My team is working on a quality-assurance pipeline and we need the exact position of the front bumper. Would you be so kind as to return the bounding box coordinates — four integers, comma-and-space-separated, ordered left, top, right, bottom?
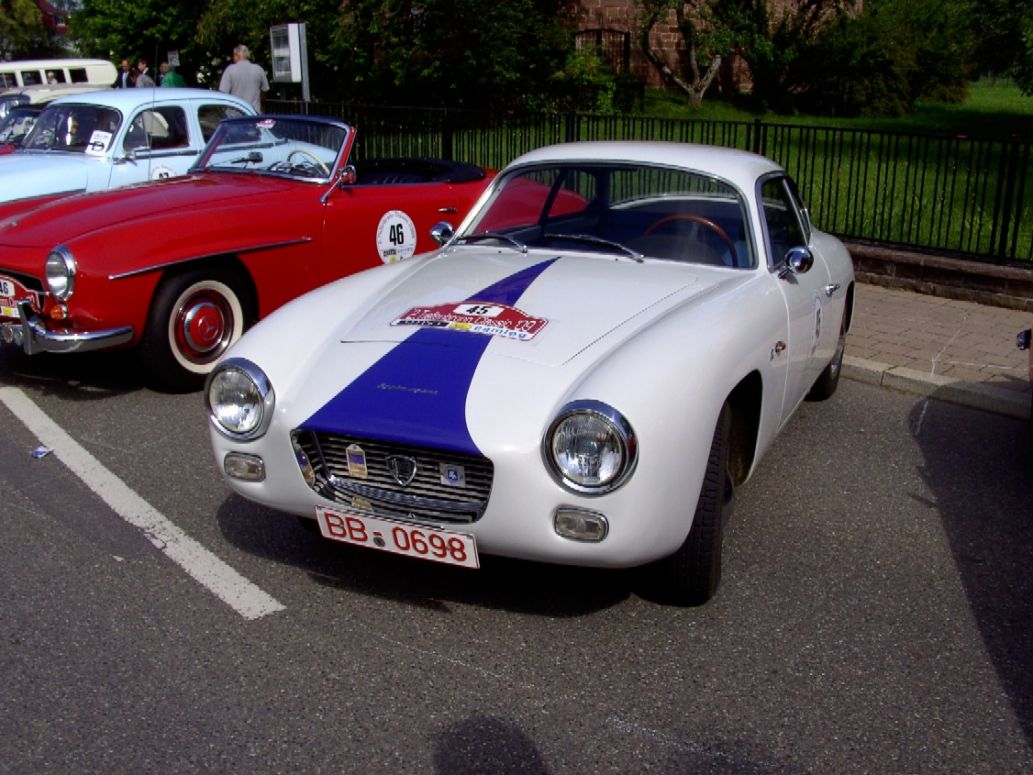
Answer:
0, 299, 133, 355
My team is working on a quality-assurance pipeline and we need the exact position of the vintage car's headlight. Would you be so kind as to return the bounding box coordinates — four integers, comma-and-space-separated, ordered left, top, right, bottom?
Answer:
544, 400, 637, 494
45, 246, 77, 301
205, 358, 275, 440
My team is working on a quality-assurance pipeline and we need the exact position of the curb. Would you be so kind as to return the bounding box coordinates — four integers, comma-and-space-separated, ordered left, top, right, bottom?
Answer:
843, 356, 1031, 420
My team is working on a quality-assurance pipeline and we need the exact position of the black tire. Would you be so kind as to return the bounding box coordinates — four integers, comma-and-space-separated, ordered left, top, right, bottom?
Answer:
808, 312, 847, 401
645, 402, 733, 605
139, 268, 249, 391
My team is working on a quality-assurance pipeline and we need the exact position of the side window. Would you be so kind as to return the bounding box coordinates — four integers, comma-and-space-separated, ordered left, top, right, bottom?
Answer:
198, 105, 248, 142
19, 70, 42, 86
760, 177, 806, 267
68, 68, 89, 84
124, 107, 190, 152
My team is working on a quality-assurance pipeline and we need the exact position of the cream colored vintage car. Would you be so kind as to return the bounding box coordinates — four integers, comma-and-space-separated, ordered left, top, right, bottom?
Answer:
205, 141, 856, 605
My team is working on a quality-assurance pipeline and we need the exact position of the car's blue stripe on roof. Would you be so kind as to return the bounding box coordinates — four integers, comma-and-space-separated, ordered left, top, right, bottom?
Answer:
298, 258, 558, 455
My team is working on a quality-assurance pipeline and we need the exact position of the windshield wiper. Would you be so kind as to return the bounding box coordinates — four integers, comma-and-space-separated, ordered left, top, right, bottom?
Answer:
228, 151, 263, 165
456, 231, 528, 253
543, 232, 644, 262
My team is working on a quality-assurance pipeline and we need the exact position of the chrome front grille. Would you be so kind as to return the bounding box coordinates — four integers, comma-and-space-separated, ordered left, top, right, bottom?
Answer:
292, 430, 494, 524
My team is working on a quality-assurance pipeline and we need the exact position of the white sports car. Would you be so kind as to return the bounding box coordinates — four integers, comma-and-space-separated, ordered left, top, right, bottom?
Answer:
206, 141, 855, 604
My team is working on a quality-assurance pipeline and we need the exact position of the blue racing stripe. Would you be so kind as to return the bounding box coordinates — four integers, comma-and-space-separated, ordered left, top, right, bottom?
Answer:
299, 258, 558, 455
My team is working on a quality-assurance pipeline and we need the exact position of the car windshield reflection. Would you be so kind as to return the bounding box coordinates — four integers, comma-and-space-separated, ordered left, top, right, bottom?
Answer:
197, 116, 348, 182
461, 162, 754, 268
20, 104, 122, 154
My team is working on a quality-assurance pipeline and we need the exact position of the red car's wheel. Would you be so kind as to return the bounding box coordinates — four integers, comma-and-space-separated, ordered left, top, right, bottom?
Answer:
141, 269, 249, 391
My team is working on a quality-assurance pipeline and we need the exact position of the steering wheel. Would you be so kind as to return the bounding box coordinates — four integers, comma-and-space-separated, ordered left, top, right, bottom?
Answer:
287, 149, 331, 177
644, 214, 739, 265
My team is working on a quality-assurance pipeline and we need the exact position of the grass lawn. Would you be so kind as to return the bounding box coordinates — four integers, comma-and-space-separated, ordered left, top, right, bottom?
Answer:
641, 80, 1033, 139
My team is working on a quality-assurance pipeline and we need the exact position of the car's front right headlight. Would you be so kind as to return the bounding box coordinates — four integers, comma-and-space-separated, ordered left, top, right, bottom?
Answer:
205, 358, 275, 440
544, 400, 637, 495
45, 246, 76, 301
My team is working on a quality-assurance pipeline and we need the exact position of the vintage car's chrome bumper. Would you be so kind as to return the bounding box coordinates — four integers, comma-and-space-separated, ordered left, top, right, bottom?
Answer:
0, 299, 133, 355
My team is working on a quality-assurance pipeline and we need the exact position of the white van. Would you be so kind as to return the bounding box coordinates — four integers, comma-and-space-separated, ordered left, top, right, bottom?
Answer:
0, 58, 118, 90
0, 59, 117, 119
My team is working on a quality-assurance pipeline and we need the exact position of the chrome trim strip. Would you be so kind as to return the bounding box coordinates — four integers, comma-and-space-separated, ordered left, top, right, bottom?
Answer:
15, 300, 133, 355
107, 237, 314, 280
326, 475, 483, 515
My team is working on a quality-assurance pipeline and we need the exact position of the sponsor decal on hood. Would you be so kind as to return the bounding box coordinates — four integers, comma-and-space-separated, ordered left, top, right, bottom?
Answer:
299, 258, 559, 455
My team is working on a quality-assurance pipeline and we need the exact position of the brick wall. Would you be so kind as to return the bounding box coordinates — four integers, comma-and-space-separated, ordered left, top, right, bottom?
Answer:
577, 0, 685, 88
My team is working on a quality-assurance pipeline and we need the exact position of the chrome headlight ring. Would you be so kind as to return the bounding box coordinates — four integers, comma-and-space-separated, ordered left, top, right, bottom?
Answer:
205, 357, 275, 441
543, 399, 637, 495
45, 245, 77, 301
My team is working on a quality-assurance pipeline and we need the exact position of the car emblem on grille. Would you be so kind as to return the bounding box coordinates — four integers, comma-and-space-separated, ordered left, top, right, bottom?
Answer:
386, 455, 418, 487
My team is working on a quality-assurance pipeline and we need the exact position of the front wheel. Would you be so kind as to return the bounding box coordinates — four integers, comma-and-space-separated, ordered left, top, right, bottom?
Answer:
140, 269, 249, 391
808, 312, 847, 401
644, 402, 733, 605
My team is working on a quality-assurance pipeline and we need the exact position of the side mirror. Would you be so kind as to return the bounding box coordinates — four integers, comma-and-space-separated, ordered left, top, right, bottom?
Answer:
114, 149, 136, 165
780, 246, 813, 278
338, 165, 357, 186
430, 221, 455, 246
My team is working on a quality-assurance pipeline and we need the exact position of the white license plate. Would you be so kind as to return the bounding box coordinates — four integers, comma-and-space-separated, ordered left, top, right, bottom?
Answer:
315, 506, 479, 569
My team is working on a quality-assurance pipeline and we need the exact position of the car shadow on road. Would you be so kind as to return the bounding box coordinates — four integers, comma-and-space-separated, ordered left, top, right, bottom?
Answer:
214, 494, 636, 617
0, 347, 146, 397
909, 391, 1033, 745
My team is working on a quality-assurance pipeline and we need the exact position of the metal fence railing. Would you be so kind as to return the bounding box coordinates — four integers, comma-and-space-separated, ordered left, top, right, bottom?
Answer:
268, 100, 1033, 265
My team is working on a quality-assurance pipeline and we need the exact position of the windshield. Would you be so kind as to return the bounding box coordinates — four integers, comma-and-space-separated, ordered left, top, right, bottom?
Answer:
21, 104, 121, 153
461, 162, 754, 268
0, 107, 40, 146
195, 116, 349, 182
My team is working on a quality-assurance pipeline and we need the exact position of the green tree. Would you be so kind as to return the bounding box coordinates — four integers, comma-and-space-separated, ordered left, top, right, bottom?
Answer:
331, 0, 582, 110
793, 0, 973, 116
636, 0, 732, 107
70, 0, 210, 86
1, 0, 64, 58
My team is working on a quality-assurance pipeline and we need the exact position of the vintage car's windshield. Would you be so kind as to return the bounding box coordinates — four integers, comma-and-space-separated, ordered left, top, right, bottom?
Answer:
0, 107, 40, 146
459, 162, 754, 268
195, 116, 348, 182
20, 104, 121, 153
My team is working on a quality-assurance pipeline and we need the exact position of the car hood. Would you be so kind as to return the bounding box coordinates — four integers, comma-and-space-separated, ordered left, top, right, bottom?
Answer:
321, 248, 745, 368
0, 173, 298, 248
0, 152, 94, 203
288, 249, 748, 453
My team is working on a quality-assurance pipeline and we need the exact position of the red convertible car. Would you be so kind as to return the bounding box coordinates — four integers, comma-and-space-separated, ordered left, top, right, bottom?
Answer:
0, 115, 493, 389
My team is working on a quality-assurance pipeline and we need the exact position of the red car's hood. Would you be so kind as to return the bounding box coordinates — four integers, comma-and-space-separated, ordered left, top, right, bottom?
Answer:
0, 173, 305, 249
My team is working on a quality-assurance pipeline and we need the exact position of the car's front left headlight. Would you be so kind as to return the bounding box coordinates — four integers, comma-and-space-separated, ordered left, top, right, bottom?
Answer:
544, 400, 637, 494
206, 358, 275, 440
45, 246, 76, 301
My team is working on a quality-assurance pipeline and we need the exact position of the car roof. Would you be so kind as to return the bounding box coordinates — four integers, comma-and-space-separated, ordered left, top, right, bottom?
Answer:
49, 87, 254, 114
509, 141, 784, 190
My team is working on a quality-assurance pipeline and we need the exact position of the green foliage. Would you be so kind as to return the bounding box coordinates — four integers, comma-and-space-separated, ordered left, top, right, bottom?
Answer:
1, 0, 64, 58
70, 0, 211, 85
332, 0, 580, 110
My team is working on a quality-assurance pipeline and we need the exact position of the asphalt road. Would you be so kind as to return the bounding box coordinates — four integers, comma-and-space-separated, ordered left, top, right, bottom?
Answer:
1, 348, 1031, 774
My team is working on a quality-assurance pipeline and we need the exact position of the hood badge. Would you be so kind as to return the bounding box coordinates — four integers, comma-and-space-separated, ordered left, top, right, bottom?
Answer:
386, 455, 418, 487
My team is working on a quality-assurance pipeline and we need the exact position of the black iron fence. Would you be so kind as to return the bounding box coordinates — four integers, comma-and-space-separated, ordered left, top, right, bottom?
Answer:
269, 100, 1033, 265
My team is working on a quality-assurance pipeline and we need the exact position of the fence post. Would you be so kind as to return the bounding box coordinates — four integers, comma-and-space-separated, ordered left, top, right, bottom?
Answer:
566, 112, 578, 143
752, 118, 765, 156
994, 136, 1021, 261
441, 109, 454, 161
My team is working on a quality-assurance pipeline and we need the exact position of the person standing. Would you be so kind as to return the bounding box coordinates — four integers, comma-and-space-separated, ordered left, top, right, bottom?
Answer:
135, 59, 155, 88
159, 62, 185, 88
113, 59, 133, 88
218, 45, 269, 112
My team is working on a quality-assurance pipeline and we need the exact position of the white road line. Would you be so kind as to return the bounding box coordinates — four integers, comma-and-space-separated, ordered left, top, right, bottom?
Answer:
0, 386, 285, 620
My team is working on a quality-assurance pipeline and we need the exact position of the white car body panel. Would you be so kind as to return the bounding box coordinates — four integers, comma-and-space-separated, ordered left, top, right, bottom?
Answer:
0, 88, 255, 203
207, 141, 855, 573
